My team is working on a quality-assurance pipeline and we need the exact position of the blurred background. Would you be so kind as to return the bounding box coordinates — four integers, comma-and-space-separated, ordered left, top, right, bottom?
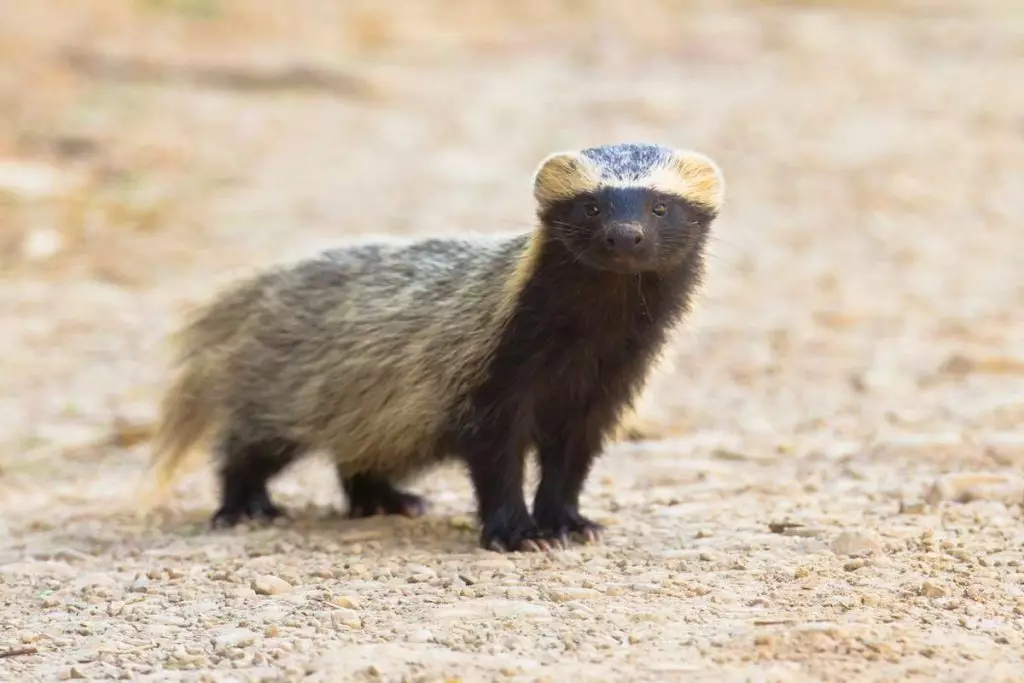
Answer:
2, 1, 1024, 677
3, 0, 1023, 517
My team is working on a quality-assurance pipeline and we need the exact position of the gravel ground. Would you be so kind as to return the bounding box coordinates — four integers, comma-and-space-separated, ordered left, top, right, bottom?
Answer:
2, 2, 1023, 681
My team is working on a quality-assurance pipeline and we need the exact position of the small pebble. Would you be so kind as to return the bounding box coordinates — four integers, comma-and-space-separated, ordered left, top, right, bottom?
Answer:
332, 595, 361, 609
492, 602, 550, 619
214, 628, 257, 651
861, 594, 880, 607
924, 473, 1023, 504
548, 587, 601, 602
407, 629, 432, 643
331, 608, 363, 629
253, 575, 292, 596
831, 530, 882, 556
405, 563, 436, 577
474, 558, 517, 571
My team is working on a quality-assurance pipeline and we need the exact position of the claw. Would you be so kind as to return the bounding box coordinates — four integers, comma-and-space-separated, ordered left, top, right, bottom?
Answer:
346, 488, 428, 520
533, 506, 605, 548
210, 495, 287, 530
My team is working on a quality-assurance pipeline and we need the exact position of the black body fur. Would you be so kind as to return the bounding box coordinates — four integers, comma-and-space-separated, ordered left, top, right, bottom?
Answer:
451, 192, 710, 550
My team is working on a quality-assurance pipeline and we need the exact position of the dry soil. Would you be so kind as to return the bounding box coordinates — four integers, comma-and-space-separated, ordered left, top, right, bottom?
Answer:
2, 2, 1023, 682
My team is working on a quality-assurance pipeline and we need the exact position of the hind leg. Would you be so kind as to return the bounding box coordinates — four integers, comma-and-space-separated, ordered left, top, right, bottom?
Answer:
211, 435, 304, 529
338, 469, 428, 519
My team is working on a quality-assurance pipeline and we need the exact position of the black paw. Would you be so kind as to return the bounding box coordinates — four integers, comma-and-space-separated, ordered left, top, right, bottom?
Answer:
210, 491, 287, 529
479, 504, 560, 553
533, 504, 605, 546
346, 479, 428, 519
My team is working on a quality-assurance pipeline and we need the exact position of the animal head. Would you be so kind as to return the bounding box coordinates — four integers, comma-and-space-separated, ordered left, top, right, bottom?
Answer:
532, 142, 724, 274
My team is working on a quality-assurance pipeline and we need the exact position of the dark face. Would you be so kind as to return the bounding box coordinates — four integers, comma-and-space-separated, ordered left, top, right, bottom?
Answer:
540, 186, 713, 274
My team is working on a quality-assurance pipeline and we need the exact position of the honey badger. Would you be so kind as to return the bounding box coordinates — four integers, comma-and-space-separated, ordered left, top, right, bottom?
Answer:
147, 142, 725, 552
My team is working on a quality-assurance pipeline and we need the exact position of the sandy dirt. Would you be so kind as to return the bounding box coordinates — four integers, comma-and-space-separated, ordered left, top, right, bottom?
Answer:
2, 1, 1023, 681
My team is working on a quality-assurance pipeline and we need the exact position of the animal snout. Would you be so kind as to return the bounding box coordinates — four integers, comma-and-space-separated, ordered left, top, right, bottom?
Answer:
603, 223, 646, 254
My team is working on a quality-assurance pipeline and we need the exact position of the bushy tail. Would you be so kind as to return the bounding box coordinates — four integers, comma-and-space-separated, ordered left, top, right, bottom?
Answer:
137, 270, 281, 512
138, 280, 260, 510
141, 356, 218, 508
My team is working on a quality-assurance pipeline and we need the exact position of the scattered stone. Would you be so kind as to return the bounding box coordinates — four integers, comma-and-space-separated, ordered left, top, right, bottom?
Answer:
261, 606, 290, 622
404, 564, 438, 584
474, 558, 517, 572
337, 530, 383, 543
939, 353, 1024, 377
630, 582, 662, 593
213, 628, 257, 651
49, 548, 93, 563
711, 448, 753, 462
331, 609, 362, 629
924, 473, 1023, 505
982, 432, 1024, 464
0, 158, 80, 199
831, 530, 883, 556
59, 666, 88, 680
875, 431, 963, 449
233, 587, 257, 600
406, 629, 432, 643
491, 601, 551, 619
920, 581, 947, 599
404, 563, 435, 576
898, 501, 926, 515
253, 575, 292, 596
844, 559, 869, 571
548, 587, 602, 602
948, 548, 973, 563
331, 595, 361, 609
448, 516, 475, 530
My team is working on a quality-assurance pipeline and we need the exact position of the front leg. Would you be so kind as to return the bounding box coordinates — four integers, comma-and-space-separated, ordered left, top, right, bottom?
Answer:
531, 416, 606, 546
460, 418, 555, 553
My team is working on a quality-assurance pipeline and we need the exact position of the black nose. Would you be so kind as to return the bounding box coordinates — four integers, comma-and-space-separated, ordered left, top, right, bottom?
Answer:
603, 223, 645, 254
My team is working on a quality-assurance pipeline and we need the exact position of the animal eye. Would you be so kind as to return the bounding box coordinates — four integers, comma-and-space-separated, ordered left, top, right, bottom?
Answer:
652, 203, 667, 217
584, 202, 601, 217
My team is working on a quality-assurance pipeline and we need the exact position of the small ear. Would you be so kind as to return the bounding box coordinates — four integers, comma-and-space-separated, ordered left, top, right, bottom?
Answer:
532, 151, 600, 206
669, 150, 725, 214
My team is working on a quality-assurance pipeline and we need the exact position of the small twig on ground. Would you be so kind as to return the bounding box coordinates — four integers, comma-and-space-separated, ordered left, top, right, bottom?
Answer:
0, 646, 38, 658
